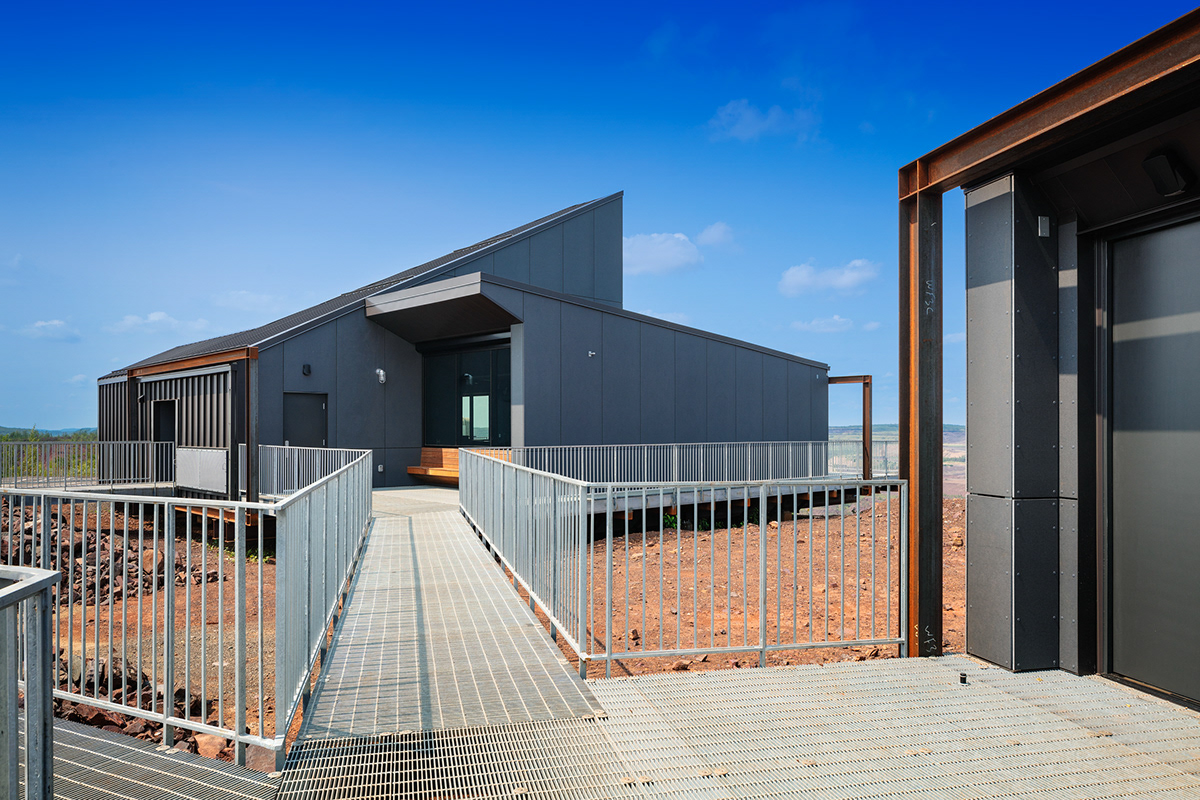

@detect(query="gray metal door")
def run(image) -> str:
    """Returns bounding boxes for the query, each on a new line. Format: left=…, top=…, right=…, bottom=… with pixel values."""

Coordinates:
left=1111, top=218, right=1200, bottom=703
left=283, top=393, right=327, bottom=448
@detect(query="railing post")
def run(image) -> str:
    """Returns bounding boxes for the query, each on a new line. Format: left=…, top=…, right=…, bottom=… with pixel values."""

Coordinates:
left=163, top=503, right=176, bottom=747
left=234, top=507, right=248, bottom=766
left=550, top=488, right=558, bottom=642
left=578, top=485, right=588, bottom=680
left=898, top=482, right=910, bottom=657
left=759, top=484, right=769, bottom=668
left=605, top=484, right=613, bottom=679
left=25, top=586, right=54, bottom=800
left=1, top=602, right=17, bottom=800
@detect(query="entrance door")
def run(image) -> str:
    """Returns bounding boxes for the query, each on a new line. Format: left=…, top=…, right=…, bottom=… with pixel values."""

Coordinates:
left=283, top=393, right=327, bottom=448
left=1111, top=217, right=1200, bottom=703
left=152, top=400, right=176, bottom=482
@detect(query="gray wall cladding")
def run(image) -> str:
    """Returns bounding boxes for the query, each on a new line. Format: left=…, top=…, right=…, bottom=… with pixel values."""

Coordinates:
left=256, top=309, right=423, bottom=487
left=435, top=196, right=622, bottom=308
left=516, top=288, right=826, bottom=447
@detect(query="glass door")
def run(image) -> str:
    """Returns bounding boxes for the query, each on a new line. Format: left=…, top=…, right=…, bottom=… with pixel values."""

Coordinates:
left=423, top=347, right=510, bottom=447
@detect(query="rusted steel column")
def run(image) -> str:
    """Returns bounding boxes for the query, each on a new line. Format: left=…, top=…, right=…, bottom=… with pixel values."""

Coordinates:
left=899, top=173, right=943, bottom=658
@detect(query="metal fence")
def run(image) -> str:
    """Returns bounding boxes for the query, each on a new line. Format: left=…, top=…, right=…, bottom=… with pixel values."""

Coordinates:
left=0, top=446, right=373, bottom=775
left=240, top=444, right=370, bottom=499
left=460, top=449, right=907, bottom=679
left=1, top=563, right=58, bottom=800
left=503, top=440, right=897, bottom=484
left=0, top=442, right=175, bottom=491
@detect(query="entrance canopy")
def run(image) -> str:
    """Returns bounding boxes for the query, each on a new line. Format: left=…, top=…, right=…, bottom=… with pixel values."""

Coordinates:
left=365, top=274, right=523, bottom=344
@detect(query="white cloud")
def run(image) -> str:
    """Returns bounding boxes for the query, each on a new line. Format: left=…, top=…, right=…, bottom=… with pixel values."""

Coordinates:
left=638, top=309, right=691, bottom=325
left=213, top=290, right=285, bottom=314
left=862, top=321, right=881, bottom=331
left=708, top=99, right=817, bottom=143
left=107, top=311, right=209, bottom=334
left=20, top=319, right=80, bottom=342
left=792, top=315, right=854, bottom=333
left=623, top=233, right=702, bottom=275
left=66, top=374, right=87, bottom=384
left=696, top=221, right=733, bottom=247
left=778, top=258, right=879, bottom=296
left=945, top=331, right=966, bottom=343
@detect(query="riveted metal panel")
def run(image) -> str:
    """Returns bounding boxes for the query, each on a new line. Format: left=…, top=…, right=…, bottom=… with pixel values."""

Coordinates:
left=493, top=235, right=530, bottom=284
left=705, top=340, right=736, bottom=442
left=674, top=333, right=706, bottom=443
left=601, top=314, right=640, bottom=444
left=257, top=345, right=284, bottom=445
left=529, top=226, right=564, bottom=294
left=1058, top=221, right=1080, bottom=500
left=966, top=176, right=1014, bottom=497
left=1012, top=177, right=1059, bottom=499
left=453, top=252, right=493, bottom=276
left=762, top=356, right=788, bottom=441
left=809, top=367, right=828, bottom=442
left=734, top=348, right=764, bottom=441
left=563, top=212, right=595, bottom=300
left=559, top=304, right=603, bottom=445
left=639, top=323, right=675, bottom=444
left=335, top=313, right=388, bottom=450
left=521, top=294, right=562, bottom=446
left=1012, top=498, right=1059, bottom=671
left=1058, top=498, right=1080, bottom=673
left=593, top=196, right=623, bottom=306
left=967, top=493, right=1013, bottom=669
left=282, top=322, right=338, bottom=445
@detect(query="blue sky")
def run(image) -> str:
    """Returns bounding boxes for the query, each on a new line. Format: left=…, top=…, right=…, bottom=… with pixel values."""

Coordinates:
left=1, top=1, right=1194, bottom=429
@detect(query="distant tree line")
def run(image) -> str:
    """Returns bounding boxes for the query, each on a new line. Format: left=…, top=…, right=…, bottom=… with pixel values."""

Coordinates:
left=0, top=426, right=98, bottom=442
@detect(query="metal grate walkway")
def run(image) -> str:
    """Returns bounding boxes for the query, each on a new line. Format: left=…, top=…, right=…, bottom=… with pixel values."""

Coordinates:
left=298, top=495, right=601, bottom=741
left=23, top=719, right=280, bottom=800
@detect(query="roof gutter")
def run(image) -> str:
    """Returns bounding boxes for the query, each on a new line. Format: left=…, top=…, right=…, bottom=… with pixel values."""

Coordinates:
left=125, top=346, right=258, bottom=379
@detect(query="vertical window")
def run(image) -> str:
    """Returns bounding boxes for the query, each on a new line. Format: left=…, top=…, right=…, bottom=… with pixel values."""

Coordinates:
left=423, top=346, right=510, bottom=447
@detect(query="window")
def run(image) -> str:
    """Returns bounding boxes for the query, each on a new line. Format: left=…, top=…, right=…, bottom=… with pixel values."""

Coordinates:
left=423, top=347, right=510, bottom=447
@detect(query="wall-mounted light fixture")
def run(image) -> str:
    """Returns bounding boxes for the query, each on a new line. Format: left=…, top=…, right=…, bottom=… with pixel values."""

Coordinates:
left=302, top=364, right=311, bottom=376
left=1143, top=149, right=1194, bottom=197
left=376, top=368, right=387, bottom=385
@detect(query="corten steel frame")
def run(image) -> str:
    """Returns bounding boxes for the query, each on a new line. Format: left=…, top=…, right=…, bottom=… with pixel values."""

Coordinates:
left=828, top=375, right=872, bottom=480
left=897, top=9, right=1200, bottom=656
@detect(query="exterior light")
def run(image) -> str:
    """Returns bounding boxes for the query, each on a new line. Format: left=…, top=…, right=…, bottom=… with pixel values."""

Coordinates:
left=302, top=364, right=311, bottom=376
left=376, top=368, right=386, bottom=384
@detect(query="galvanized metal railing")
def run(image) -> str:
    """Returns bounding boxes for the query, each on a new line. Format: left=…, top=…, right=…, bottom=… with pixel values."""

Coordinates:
left=460, top=448, right=907, bottom=679
left=0, top=442, right=175, bottom=491
left=0, top=445, right=373, bottom=774
left=1, top=563, right=59, bottom=800
left=504, top=440, right=898, bottom=483
left=239, top=444, right=370, bottom=499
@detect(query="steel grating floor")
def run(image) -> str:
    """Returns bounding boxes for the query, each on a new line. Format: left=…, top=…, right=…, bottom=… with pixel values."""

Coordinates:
left=22, top=719, right=280, bottom=800
left=299, top=498, right=601, bottom=741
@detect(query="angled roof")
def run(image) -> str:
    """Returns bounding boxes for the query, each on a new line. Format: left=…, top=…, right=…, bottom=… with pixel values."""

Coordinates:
left=102, top=194, right=616, bottom=380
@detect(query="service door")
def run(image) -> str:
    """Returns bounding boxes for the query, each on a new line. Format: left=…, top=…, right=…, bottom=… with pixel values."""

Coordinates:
left=1111, top=217, right=1200, bottom=703
left=283, top=393, right=327, bottom=448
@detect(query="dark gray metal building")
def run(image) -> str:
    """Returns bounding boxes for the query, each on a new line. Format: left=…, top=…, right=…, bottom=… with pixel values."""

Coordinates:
left=99, top=192, right=829, bottom=490
left=898, top=10, right=1200, bottom=707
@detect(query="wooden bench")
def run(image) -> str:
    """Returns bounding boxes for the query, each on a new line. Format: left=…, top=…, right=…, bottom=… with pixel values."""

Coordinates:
left=407, top=447, right=461, bottom=485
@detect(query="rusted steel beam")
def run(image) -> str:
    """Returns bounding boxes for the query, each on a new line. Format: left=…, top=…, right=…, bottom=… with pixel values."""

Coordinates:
left=899, top=190, right=943, bottom=657
left=899, top=8, right=1200, bottom=198
left=126, top=347, right=259, bottom=378
left=829, top=375, right=873, bottom=480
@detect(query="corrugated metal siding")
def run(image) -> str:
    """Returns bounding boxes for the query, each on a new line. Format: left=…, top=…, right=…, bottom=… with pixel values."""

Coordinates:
left=97, top=380, right=129, bottom=441
left=99, top=370, right=231, bottom=447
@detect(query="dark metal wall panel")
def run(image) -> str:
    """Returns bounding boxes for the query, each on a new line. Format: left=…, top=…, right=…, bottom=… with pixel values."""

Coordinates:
left=257, top=346, right=284, bottom=446
left=601, top=314, right=640, bottom=444
left=967, top=493, right=1013, bottom=669
left=563, top=213, right=595, bottom=300
left=493, top=237, right=531, bottom=284
left=735, top=349, right=764, bottom=442
left=1012, top=498, right=1060, bottom=671
left=521, top=294, right=562, bottom=446
left=136, top=371, right=231, bottom=448
left=98, top=381, right=128, bottom=441
left=1058, top=221, right=1080, bottom=501
left=282, top=322, right=339, bottom=447
left=335, top=313, right=387, bottom=451
left=593, top=196, right=623, bottom=307
left=786, top=361, right=813, bottom=441
left=1012, top=177, right=1059, bottom=499
left=674, top=333, right=707, bottom=443
left=453, top=253, right=493, bottom=277
left=1058, top=499, right=1081, bottom=673
left=705, top=341, right=736, bottom=442
left=384, top=328, right=423, bottom=452
left=762, top=358, right=788, bottom=442
left=639, top=323, right=675, bottom=444
left=966, top=176, right=1015, bottom=497
left=559, top=304, right=603, bottom=445
left=809, top=368, right=828, bottom=442
left=529, top=226, right=564, bottom=294
left=383, top=446, right=423, bottom=487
